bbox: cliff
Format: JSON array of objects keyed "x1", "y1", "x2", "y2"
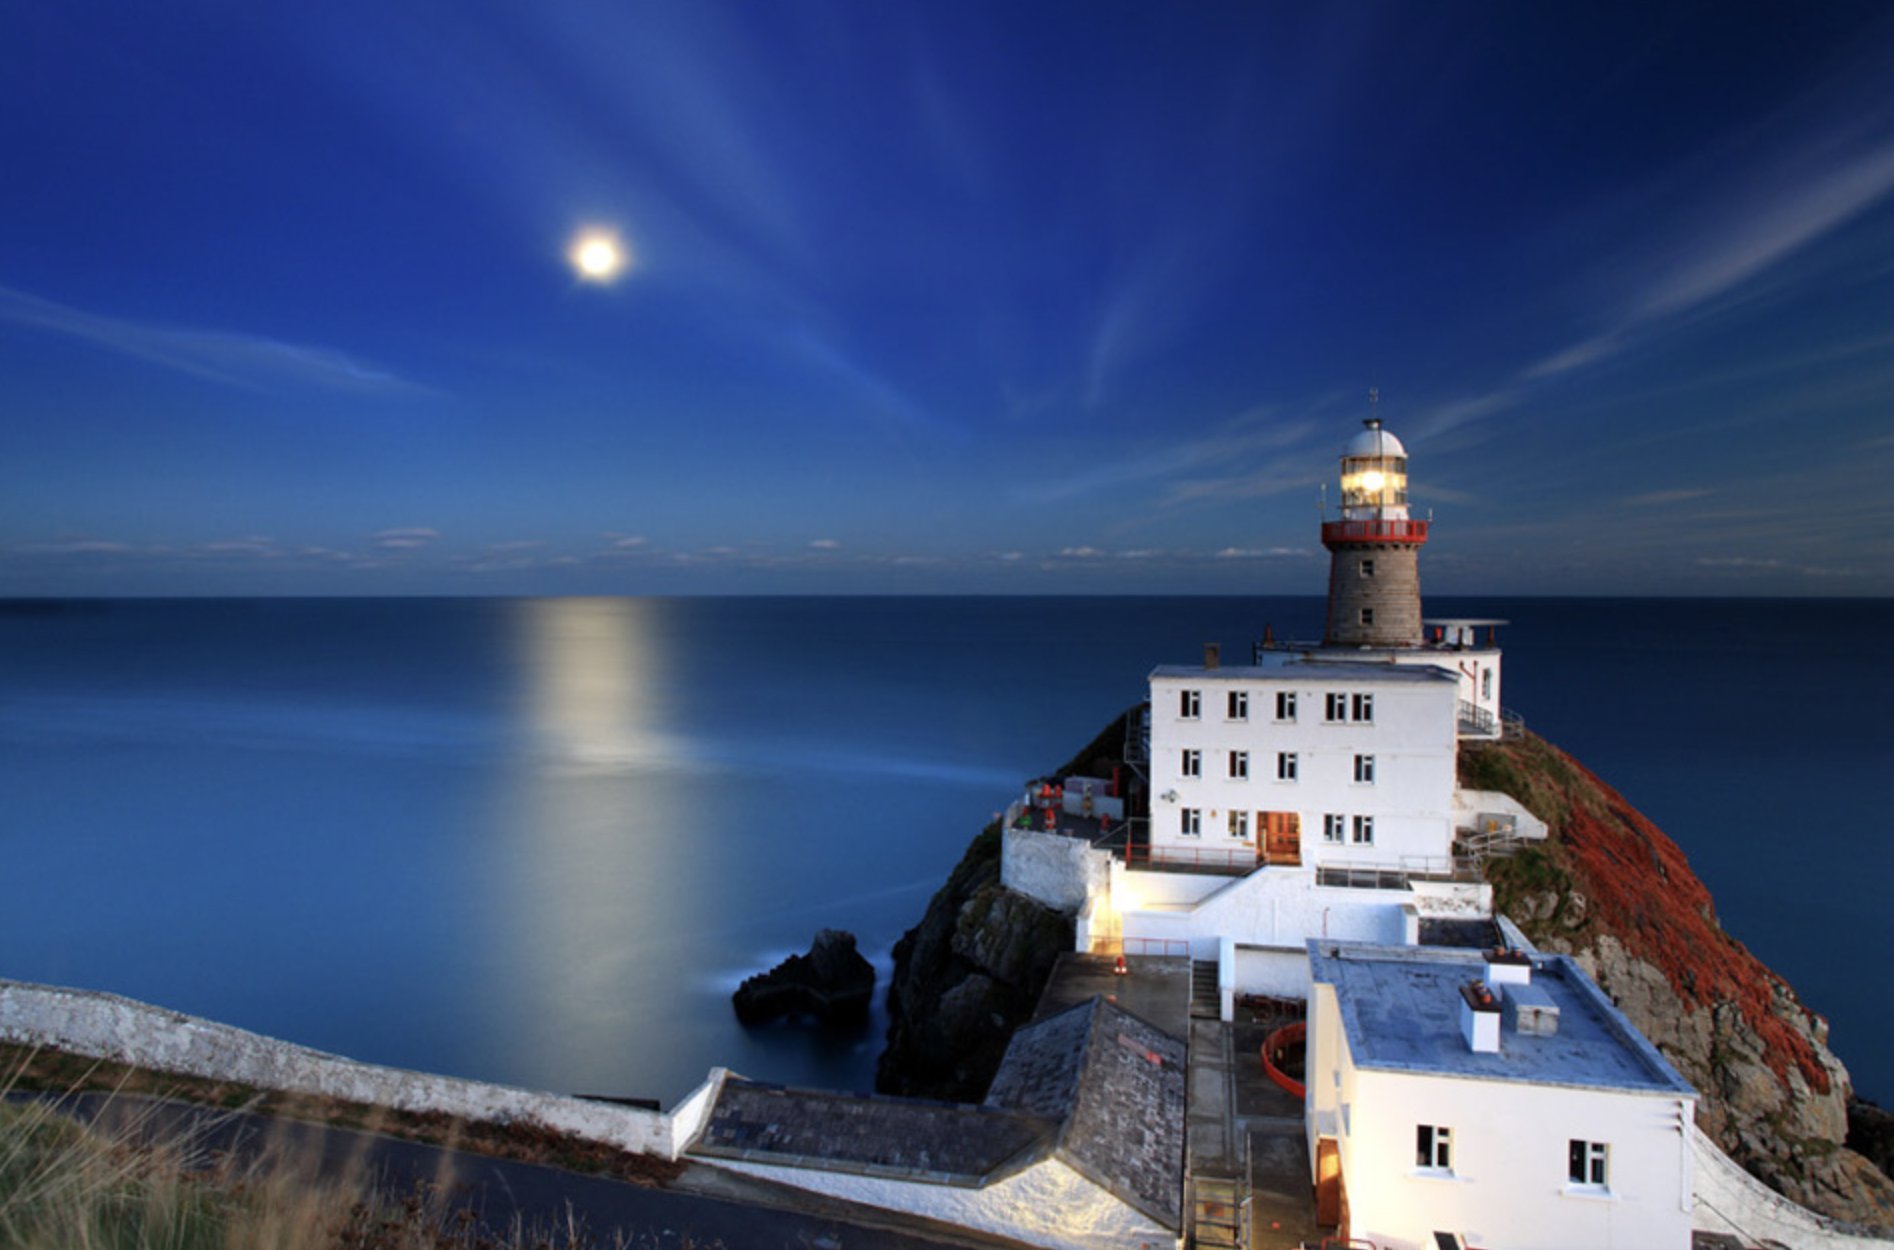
[
  {"x1": 879, "y1": 712, "x2": 1892, "y2": 1227},
  {"x1": 874, "y1": 711, "x2": 1131, "y2": 1101},
  {"x1": 874, "y1": 820, "x2": 1074, "y2": 1101},
  {"x1": 1462, "y1": 729, "x2": 1894, "y2": 1228}
]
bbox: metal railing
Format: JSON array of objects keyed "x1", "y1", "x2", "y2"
[
  {"x1": 1320, "y1": 518, "x2": 1429, "y2": 544},
  {"x1": 1124, "y1": 843, "x2": 1261, "y2": 876},
  {"x1": 1118, "y1": 936, "x2": 1191, "y2": 957},
  {"x1": 1457, "y1": 699, "x2": 1498, "y2": 737}
]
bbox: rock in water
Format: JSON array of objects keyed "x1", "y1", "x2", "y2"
[{"x1": 733, "y1": 929, "x2": 875, "y2": 1026}]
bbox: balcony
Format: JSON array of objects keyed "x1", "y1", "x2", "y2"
[{"x1": 1320, "y1": 519, "x2": 1430, "y2": 545}]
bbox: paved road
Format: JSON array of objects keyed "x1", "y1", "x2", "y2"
[{"x1": 18, "y1": 1092, "x2": 1032, "y2": 1250}]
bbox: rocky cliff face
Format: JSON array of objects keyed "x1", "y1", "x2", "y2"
[
  {"x1": 1463, "y1": 729, "x2": 1894, "y2": 1228},
  {"x1": 875, "y1": 821, "x2": 1074, "y2": 1102}
]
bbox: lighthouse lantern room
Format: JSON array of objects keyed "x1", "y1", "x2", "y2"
[{"x1": 1322, "y1": 413, "x2": 1429, "y2": 648}]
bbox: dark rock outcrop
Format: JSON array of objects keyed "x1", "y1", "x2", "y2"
[
  {"x1": 733, "y1": 929, "x2": 874, "y2": 1026},
  {"x1": 1849, "y1": 1100, "x2": 1894, "y2": 1180},
  {"x1": 876, "y1": 823, "x2": 1074, "y2": 1101},
  {"x1": 1463, "y1": 729, "x2": 1894, "y2": 1228}
]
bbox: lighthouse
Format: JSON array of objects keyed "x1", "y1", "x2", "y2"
[{"x1": 1321, "y1": 413, "x2": 1427, "y2": 647}]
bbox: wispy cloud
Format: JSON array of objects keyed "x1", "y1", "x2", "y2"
[
  {"x1": 372, "y1": 527, "x2": 441, "y2": 550},
  {"x1": 1623, "y1": 488, "x2": 1712, "y2": 507},
  {"x1": 1032, "y1": 411, "x2": 1320, "y2": 504},
  {"x1": 1419, "y1": 82, "x2": 1894, "y2": 440},
  {"x1": 0, "y1": 285, "x2": 430, "y2": 396},
  {"x1": 808, "y1": 538, "x2": 841, "y2": 550}
]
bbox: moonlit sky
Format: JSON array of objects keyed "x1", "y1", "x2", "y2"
[{"x1": 4, "y1": 3, "x2": 1893, "y2": 596}]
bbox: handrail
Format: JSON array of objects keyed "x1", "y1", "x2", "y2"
[
  {"x1": 1320, "y1": 518, "x2": 1429, "y2": 544},
  {"x1": 1124, "y1": 843, "x2": 1260, "y2": 876}
]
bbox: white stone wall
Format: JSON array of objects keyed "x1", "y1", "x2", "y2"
[
  {"x1": 1147, "y1": 671, "x2": 1457, "y2": 870},
  {"x1": 710, "y1": 1154, "x2": 1175, "y2": 1250},
  {"x1": 0, "y1": 979, "x2": 686, "y2": 1158},
  {"x1": 1390, "y1": 646, "x2": 1503, "y2": 736},
  {"x1": 1116, "y1": 866, "x2": 1413, "y2": 964},
  {"x1": 1003, "y1": 827, "x2": 1111, "y2": 914},
  {"x1": 1690, "y1": 1126, "x2": 1894, "y2": 1250},
  {"x1": 1453, "y1": 788, "x2": 1548, "y2": 843}
]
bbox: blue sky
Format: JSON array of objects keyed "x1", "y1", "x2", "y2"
[{"x1": 3, "y1": 1, "x2": 1892, "y2": 596}]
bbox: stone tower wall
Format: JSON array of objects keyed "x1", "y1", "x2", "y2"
[{"x1": 1323, "y1": 542, "x2": 1422, "y2": 646}]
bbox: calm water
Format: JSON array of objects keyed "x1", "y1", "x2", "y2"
[{"x1": 0, "y1": 597, "x2": 1887, "y2": 1103}]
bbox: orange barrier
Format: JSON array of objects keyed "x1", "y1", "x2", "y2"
[{"x1": 1261, "y1": 1020, "x2": 1306, "y2": 1099}]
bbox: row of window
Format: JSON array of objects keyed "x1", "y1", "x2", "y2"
[
  {"x1": 1179, "y1": 750, "x2": 1375, "y2": 783},
  {"x1": 1415, "y1": 1127, "x2": 1610, "y2": 1189},
  {"x1": 1177, "y1": 809, "x2": 1375, "y2": 844},
  {"x1": 1177, "y1": 690, "x2": 1373, "y2": 724}
]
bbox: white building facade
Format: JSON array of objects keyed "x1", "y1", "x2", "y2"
[
  {"x1": 1304, "y1": 942, "x2": 1698, "y2": 1250},
  {"x1": 1145, "y1": 659, "x2": 1460, "y2": 873}
]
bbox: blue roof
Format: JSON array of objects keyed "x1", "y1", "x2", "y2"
[{"x1": 1307, "y1": 942, "x2": 1695, "y2": 1097}]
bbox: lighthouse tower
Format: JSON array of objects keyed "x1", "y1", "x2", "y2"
[{"x1": 1322, "y1": 412, "x2": 1427, "y2": 647}]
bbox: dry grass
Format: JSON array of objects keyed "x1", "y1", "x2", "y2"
[{"x1": 0, "y1": 1052, "x2": 711, "y2": 1250}]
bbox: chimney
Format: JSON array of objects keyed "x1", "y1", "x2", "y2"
[
  {"x1": 1484, "y1": 947, "x2": 1532, "y2": 991},
  {"x1": 1459, "y1": 981, "x2": 1501, "y2": 1053},
  {"x1": 1204, "y1": 642, "x2": 1221, "y2": 670}
]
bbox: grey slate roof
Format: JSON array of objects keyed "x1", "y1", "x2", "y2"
[
  {"x1": 690, "y1": 1081, "x2": 1051, "y2": 1185},
  {"x1": 689, "y1": 997, "x2": 1187, "y2": 1230},
  {"x1": 986, "y1": 997, "x2": 1187, "y2": 1229},
  {"x1": 1308, "y1": 942, "x2": 1695, "y2": 1096}
]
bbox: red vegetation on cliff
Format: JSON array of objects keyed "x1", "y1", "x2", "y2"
[{"x1": 1466, "y1": 734, "x2": 1830, "y2": 1095}]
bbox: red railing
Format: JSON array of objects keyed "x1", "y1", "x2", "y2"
[
  {"x1": 1320, "y1": 519, "x2": 1429, "y2": 544},
  {"x1": 1261, "y1": 1021, "x2": 1307, "y2": 1099}
]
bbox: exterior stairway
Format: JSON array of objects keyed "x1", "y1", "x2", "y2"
[
  {"x1": 1189, "y1": 1173, "x2": 1245, "y2": 1249},
  {"x1": 1191, "y1": 959, "x2": 1221, "y2": 1020}
]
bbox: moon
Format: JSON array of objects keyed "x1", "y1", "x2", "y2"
[{"x1": 568, "y1": 229, "x2": 628, "y2": 283}]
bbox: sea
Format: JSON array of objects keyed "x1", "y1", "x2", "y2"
[{"x1": 0, "y1": 596, "x2": 1886, "y2": 1105}]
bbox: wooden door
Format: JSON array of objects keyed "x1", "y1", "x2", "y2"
[
  {"x1": 1314, "y1": 1136, "x2": 1342, "y2": 1227},
  {"x1": 1264, "y1": 811, "x2": 1301, "y2": 866}
]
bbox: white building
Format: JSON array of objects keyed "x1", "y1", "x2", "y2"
[
  {"x1": 1003, "y1": 415, "x2": 1545, "y2": 1004},
  {"x1": 1145, "y1": 657, "x2": 1460, "y2": 874},
  {"x1": 1304, "y1": 941, "x2": 1698, "y2": 1250}
]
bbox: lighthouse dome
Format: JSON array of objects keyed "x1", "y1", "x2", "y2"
[{"x1": 1345, "y1": 420, "x2": 1407, "y2": 459}]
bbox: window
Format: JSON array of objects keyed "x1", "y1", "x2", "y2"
[
  {"x1": 1325, "y1": 692, "x2": 1347, "y2": 722},
  {"x1": 1416, "y1": 1125, "x2": 1452, "y2": 1171},
  {"x1": 1276, "y1": 752, "x2": 1298, "y2": 781},
  {"x1": 1276, "y1": 691, "x2": 1297, "y2": 721},
  {"x1": 1359, "y1": 607, "x2": 1374, "y2": 626},
  {"x1": 1180, "y1": 808, "x2": 1201, "y2": 837},
  {"x1": 1228, "y1": 810, "x2": 1249, "y2": 839},
  {"x1": 1323, "y1": 814, "x2": 1345, "y2": 844},
  {"x1": 1227, "y1": 690, "x2": 1248, "y2": 720},
  {"x1": 1482, "y1": 669, "x2": 1493, "y2": 700},
  {"x1": 1352, "y1": 692, "x2": 1374, "y2": 722},
  {"x1": 1351, "y1": 815, "x2": 1375, "y2": 845},
  {"x1": 1180, "y1": 689, "x2": 1201, "y2": 719},
  {"x1": 1569, "y1": 1140, "x2": 1608, "y2": 1187},
  {"x1": 1360, "y1": 559, "x2": 1375, "y2": 578},
  {"x1": 1229, "y1": 751, "x2": 1250, "y2": 780},
  {"x1": 1353, "y1": 754, "x2": 1375, "y2": 784},
  {"x1": 1181, "y1": 749, "x2": 1201, "y2": 778}
]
